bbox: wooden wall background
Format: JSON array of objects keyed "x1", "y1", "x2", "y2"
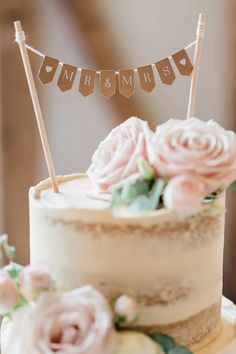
[
  {"x1": 223, "y1": 0, "x2": 236, "y2": 302},
  {"x1": 0, "y1": 0, "x2": 39, "y2": 264}
]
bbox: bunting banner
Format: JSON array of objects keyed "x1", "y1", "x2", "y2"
[{"x1": 26, "y1": 40, "x2": 196, "y2": 98}]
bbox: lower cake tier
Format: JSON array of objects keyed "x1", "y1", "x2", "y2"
[
  {"x1": 1, "y1": 297, "x2": 236, "y2": 354},
  {"x1": 131, "y1": 302, "x2": 221, "y2": 351},
  {"x1": 29, "y1": 174, "x2": 226, "y2": 349}
]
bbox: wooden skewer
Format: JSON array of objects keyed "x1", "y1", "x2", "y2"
[
  {"x1": 14, "y1": 21, "x2": 59, "y2": 193},
  {"x1": 187, "y1": 13, "x2": 206, "y2": 119}
]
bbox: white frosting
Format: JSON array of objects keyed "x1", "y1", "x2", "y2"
[
  {"x1": 34, "y1": 175, "x2": 109, "y2": 210},
  {"x1": 29, "y1": 174, "x2": 225, "y2": 327}
]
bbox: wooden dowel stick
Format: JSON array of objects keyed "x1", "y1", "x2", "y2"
[
  {"x1": 14, "y1": 21, "x2": 59, "y2": 193},
  {"x1": 187, "y1": 13, "x2": 206, "y2": 119}
]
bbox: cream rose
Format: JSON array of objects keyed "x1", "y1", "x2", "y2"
[
  {"x1": 147, "y1": 118, "x2": 236, "y2": 190},
  {"x1": 164, "y1": 174, "x2": 208, "y2": 216},
  {"x1": 87, "y1": 117, "x2": 152, "y2": 191},
  {"x1": 6, "y1": 285, "x2": 116, "y2": 354},
  {"x1": 115, "y1": 332, "x2": 164, "y2": 354}
]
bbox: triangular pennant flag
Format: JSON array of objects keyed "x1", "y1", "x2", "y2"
[
  {"x1": 155, "y1": 58, "x2": 176, "y2": 85},
  {"x1": 119, "y1": 69, "x2": 135, "y2": 98},
  {"x1": 138, "y1": 65, "x2": 156, "y2": 92},
  {"x1": 172, "y1": 49, "x2": 193, "y2": 76},
  {"x1": 79, "y1": 69, "x2": 96, "y2": 97},
  {"x1": 38, "y1": 56, "x2": 59, "y2": 84},
  {"x1": 100, "y1": 71, "x2": 116, "y2": 98},
  {"x1": 57, "y1": 64, "x2": 77, "y2": 92}
]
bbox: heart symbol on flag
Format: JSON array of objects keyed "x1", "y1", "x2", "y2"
[
  {"x1": 180, "y1": 58, "x2": 187, "y2": 66},
  {"x1": 46, "y1": 65, "x2": 53, "y2": 73}
]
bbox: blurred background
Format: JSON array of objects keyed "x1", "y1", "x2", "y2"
[{"x1": 0, "y1": 0, "x2": 236, "y2": 300}]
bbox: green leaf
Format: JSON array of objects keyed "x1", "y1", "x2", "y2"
[
  {"x1": 0, "y1": 234, "x2": 8, "y2": 246},
  {"x1": 169, "y1": 346, "x2": 192, "y2": 354},
  {"x1": 0, "y1": 234, "x2": 16, "y2": 265},
  {"x1": 137, "y1": 156, "x2": 154, "y2": 181},
  {"x1": 13, "y1": 296, "x2": 28, "y2": 311},
  {"x1": 111, "y1": 179, "x2": 151, "y2": 209},
  {"x1": 115, "y1": 315, "x2": 126, "y2": 326},
  {"x1": 120, "y1": 180, "x2": 149, "y2": 202},
  {"x1": 130, "y1": 195, "x2": 156, "y2": 212},
  {"x1": 203, "y1": 195, "x2": 216, "y2": 204},
  {"x1": 3, "y1": 262, "x2": 23, "y2": 279},
  {"x1": 150, "y1": 179, "x2": 165, "y2": 209},
  {"x1": 149, "y1": 333, "x2": 176, "y2": 352},
  {"x1": 4, "y1": 245, "x2": 16, "y2": 262},
  {"x1": 111, "y1": 188, "x2": 123, "y2": 208},
  {"x1": 228, "y1": 180, "x2": 236, "y2": 191}
]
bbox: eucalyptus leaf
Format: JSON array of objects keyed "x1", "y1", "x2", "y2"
[
  {"x1": 150, "y1": 179, "x2": 165, "y2": 209},
  {"x1": 4, "y1": 244, "x2": 16, "y2": 262},
  {"x1": 115, "y1": 315, "x2": 126, "y2": 327},
  {"x1": 13, "y1": 295, "x2": 28, "y2": 311},
  {"x1": 203, "y1": 195, "x2": 216, "y2": 204},
  {"x1": 111, "y1": 188, "x2": 123, "y2": 208},
  {"x1": 137, "y1": 156, "x2": 154, "y2": 181},
  {"x1": 0, "y1": 234, "x2": 16, "y2": 265},
  {"x1": 0, "y1": 234, "x2": 8, "y2": 246},
  {"x1": 120, "y1": 180, "x2": 149, "y2": 202},
  {"x1": 169, "y1": 345, "x2": 192, "y2": 354},
  {"x1": 112, "y1": 179, "x2": 150, "y2": 208},
  {"x1": 228, "y1": 180, "x2": 236, "y2": 191},
  {"x1": 3, "y1": 262, "x2": 23, "y2": 279},
  {"x1": 149, "y1": 333, "x2": 176, "y2": 352},
  {"x1": 130, "y1": 195, "x2": 155, "y2": 212}
]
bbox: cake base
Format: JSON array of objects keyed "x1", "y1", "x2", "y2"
[
  {"x1": 195, "y1": 297, "x2": 236, "y2": 353},
  {"x1": 1, "y1": 297, "x2": 236, "y2": 353}
]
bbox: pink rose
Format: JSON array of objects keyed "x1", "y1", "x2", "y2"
[
  {"x1": 20, "y1": 265, "x2": 53, "y2": 301},
  {"x1": 0, "y1": 271, "x2": 19, "y2": 314},
  {"x1": 114, "y1": 295, "x2": 139, "y2": 323},
  {"x1": 164, "y1": 174, "x2": 208, "y2": 216},
  {"x1": 87, "y1": 117, "x2": 153, "y2": 191},
  {"x1": 147, "y1": 118, "x2": 236, "y2": 190},
  {"x1": 6, "y1": 285, "x2": 117, "y2": 354}
]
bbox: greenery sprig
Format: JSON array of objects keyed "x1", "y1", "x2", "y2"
[
  {"x1": 111, "y1": 178, "x2": 165, "y2": 212},
  {"x1": 111, "y1": 157, "x2": 223, "y2": 214},
  {"x1": 149, "y1": 333, "x2": 192, "y2": 354}
]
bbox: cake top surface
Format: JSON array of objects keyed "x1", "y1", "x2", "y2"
[{"x1": 31, "y1": 174, "x2": 109, "y2": 210}]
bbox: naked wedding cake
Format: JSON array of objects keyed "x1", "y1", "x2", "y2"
[{"x1": 1, "y1": 116, "x2": 236, "y2": 354}]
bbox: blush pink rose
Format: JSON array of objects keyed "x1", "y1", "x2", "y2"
[
  {"x1": 164, "y1": 174, "x2": 208, "y2": 216},
  {"x1": 19, "y1": 265, "x2": 53, "y2": 301},
  {"x1": 147, "y1": 118, "x2": 236, "y2": 190},
  {"x1": 0, "y1": 271, "x2": 19, "y2": 314},
  {"x1": 87, "y1": 117, "x2": 153, "y2": 191},
  {"x1": 6, "y1": 285, "x2": 117, "y2": 354}
]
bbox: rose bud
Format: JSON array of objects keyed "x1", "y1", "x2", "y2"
[
  {"x1": 114, "y1": 295, "x2": 140, "y2": 324},
  {"x1": 19, "y1": 265, "x2": 53, "y2": 301},
  {"x1": 164, "y1": 174, "x2": 208, "y2": 216}
]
